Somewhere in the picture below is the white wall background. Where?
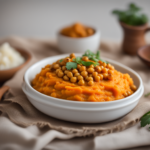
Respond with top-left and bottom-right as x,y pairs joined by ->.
0,0 -> 150,40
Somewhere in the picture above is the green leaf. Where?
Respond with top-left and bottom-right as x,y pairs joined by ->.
112,3 -> 148,26
93,62 -> 99,67
81,61 -> 99,67
129,3 -> 141,12
112,10 -> 122,15
145,92 -> 150,97
96,51 -> 100,60
73,57 -> 82,64
76,57 -> 82,63
59,59 -> 63,62
72,54 -> 100,67
83,50 -> 95,58
66,62 -> 77,70
90,57 -> 99,62
141,111 -> 150,127
81,61 -> 95,67
82,50 -> 108,64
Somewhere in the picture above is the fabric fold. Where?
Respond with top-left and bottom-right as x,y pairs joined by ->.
0,37 -> 150,138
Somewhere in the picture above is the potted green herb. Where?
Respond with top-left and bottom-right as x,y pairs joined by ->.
141,93 -> 150,129
112,3 -> 150,55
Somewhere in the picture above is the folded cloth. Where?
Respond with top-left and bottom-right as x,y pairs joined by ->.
0,116 -> 150,150
0,37 -> 150,149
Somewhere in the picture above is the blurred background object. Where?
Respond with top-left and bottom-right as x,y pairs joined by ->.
0,44 -> 31,83
0,0 -> 150,41
57,22 -> 100,53
138,45 -> 150,68
112,3 -> 150,55
112,3 -> 149,26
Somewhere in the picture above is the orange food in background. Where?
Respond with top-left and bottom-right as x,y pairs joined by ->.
60,23 -> 95,38
32,65 -> 134,102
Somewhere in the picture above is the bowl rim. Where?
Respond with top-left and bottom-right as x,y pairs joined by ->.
137,44 -> 150,63
57,27 -> 100,40
24,53 -> 143,104
22,82 -> 144,111
0,47 -> 32,72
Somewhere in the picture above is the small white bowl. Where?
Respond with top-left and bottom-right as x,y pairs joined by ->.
57,28 -> 101,53
22,54 -> 144,123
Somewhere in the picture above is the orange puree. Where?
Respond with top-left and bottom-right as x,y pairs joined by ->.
60,22 -> 95,38
31,65 -> 135,102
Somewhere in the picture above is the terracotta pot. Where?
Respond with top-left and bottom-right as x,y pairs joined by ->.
120,22 -> 150,55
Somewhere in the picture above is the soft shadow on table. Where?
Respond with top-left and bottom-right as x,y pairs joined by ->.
122,145 -> 150,150
43,137 -> 150,150
0,83 -> 4,87
129,61 -> 149,71
43,136 -> 94,150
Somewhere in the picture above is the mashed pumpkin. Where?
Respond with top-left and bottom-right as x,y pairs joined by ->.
32,51 -> 137,102
60,22 -> 95,38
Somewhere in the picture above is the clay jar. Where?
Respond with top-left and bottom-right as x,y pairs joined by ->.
120,22 -> 150,55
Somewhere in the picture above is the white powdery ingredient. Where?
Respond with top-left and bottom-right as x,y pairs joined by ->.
0,43 -> 25,70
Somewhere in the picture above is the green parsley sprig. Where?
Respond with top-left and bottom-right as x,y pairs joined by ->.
66,50 -> 107,70
59,59 -> 64,63
73,57 -> 99,66
140,93 -> 150,129
145,92 -> 150,97
66,62 -> 77,70
141,111 -> 150,129
82,50 -> 108,64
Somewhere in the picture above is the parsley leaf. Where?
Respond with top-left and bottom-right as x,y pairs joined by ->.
82,50 -> 109,64
83,50 -> 97,62
73,56 -> 99,67
83,50 -> 95,57
73,57 -> 82,64
66,62 -> 77,70
90,57 -> 99,62
81,61 -> 95,67
141,111 -> 150,127
93,62 -> 99,66
66,50 -> 108,70
96,51 -> 100,60
59,59 -> 64,62
145,92 -> 150,97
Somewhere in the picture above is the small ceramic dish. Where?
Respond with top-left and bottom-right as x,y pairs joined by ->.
22,54 -> 144,123
57,27 -> 100,53
0,48 -> 31,83
137,45 -> 150,68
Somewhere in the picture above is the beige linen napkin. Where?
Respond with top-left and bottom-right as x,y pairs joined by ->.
1,116 -> 150,150
0,36 -> 150,138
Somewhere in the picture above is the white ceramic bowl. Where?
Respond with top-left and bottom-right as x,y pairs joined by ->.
57,28 -> 100,53
22,54 -> 144,123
